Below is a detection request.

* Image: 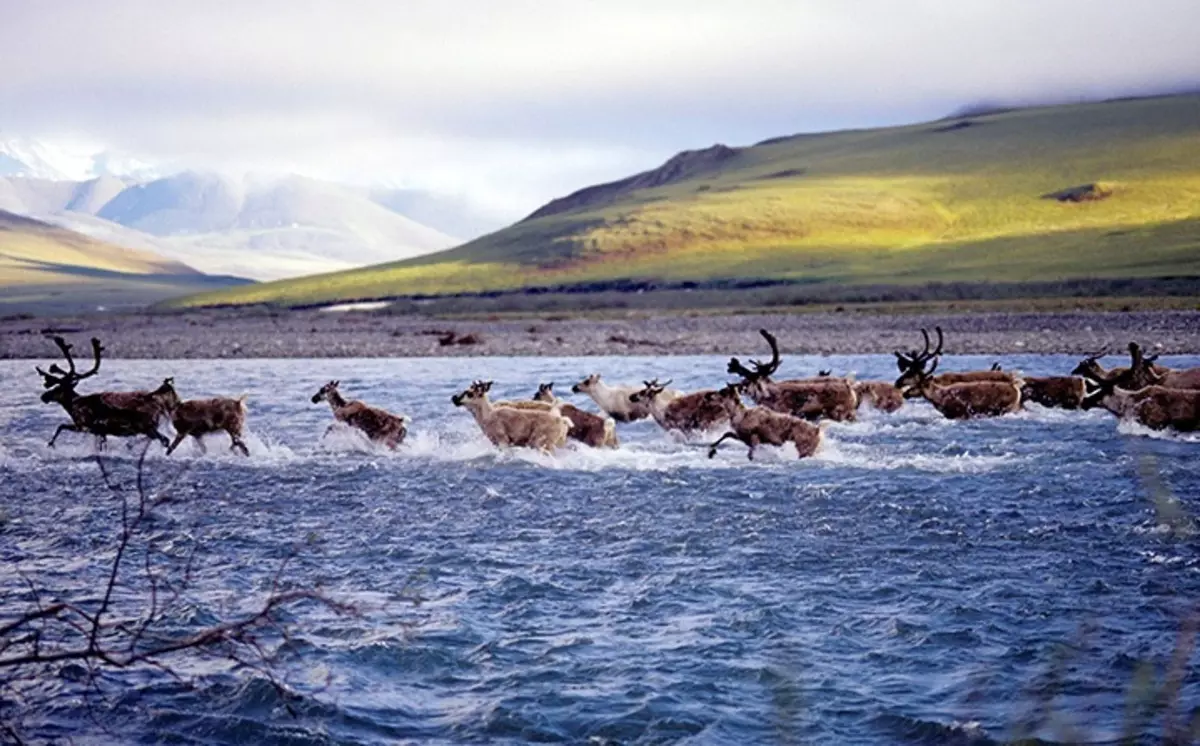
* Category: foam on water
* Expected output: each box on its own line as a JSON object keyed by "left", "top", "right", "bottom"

{"left": 1117, "top": 419, "right": 1200, "bottom": 442}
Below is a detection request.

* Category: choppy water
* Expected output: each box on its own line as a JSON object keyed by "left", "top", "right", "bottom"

{"left": 2, "top": 354, "right": 1199, "bottom": 745}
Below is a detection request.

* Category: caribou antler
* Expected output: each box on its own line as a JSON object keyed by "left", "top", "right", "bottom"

{"left": 729, "top": 330, "right": 782, "bottom": 381}
{"left": 1128, "top": 342, "right": 1145, "bottom": 368}
{"left": 36, "top": 336, "right": 104, "bottom": 390}
{"left": 727, "top": 357, "right": 757, "bottom": 379}
{"left": 747, "top": 329, "right": 782, "bottom": 378}
{"left": 896, "top": 327, "right": 944, "bottom": 374}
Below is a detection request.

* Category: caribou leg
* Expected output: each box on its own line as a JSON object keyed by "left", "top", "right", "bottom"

{"left": 165, "top": 432, "right": 188, "bottom": 456}
{"left": 229, "top": 434, "right": 250, "bottom": 457}
{"left": 746, "top": 434, "right": 761, "bottom": 461}
{"left": 48, "top": 423, "right": 82, "bottom": 447}
{"left": 707, "top": 431, "right": 744, "bottom": 458}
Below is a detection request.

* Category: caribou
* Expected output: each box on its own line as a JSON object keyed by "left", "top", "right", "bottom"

{"left": 904, "top": 358, "right": 1023, "bottom": 419}
{"left": 1020, "top": 376, "right": 1088, "bottom": 410}
{"left": 571, "top": 373, "right": 680, "bottom": 423}
{"left": 705, "top": 384, "right": 823, "bottom": 461}
{"left": 1110, "top": 343, "right": 1200, "bottom": 391}
{"left": 727, "top": 330, "right": 858, "bottom": 422}
{"left": 453, "top": 380, "right": 570, "bottom": 452}
{"left": 629, "top": 378, "right": 729, "bottom": 435}
{"left": 894, "top": 327, "right": 1017, "bottom": 396}
{"left": 166, "top": 396, "right": 251, "bottom": 456}
{"left": 311, "top": 380, "right": 407, "bottom": 448}
{"left": 36, "top": 336, "right": 176, "bottom": 449}
{"left": 532, "top": 382, "right": 618, "bottom": 448}
{"left": 1084, "top": 377, "right": 1200, "bottom": 431}
{"left": 1070, "top": 345, "right": 1168, "bottom": 387}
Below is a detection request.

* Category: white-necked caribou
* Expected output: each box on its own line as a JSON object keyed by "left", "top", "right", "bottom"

{"left": 571, "top": 373, "right": 680, "bottom": 423}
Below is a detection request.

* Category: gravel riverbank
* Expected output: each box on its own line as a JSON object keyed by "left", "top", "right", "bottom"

{"left": 2, "top": 308, "right": 1199, "bottom": 359}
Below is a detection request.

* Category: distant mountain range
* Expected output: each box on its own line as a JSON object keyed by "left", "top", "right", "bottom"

{"left": 0, "top": 138, "right": 503, "bottom": 285}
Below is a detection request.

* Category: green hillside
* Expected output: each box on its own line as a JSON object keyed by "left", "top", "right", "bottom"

{"left": 0, "top": 211, "right": 248, "bottom": 314}
{"left": 171, "top": 94, "right": 1200, "bottom": 309}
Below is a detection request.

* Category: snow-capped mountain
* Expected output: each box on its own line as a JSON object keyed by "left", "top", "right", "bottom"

{"left": 0, "top": 137, "right": 158, "bottom": 181}
{"left": 0, "top": 135, "right": 508, "bottom": 282}
{"left": 0, "top": 170, "right": 463, "bottom": 281}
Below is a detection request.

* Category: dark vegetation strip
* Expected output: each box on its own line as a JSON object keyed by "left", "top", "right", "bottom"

{"left": 247, "top": 276, "right": 1200, "bottom": 316}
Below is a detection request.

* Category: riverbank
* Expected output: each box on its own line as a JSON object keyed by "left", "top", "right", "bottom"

{"left": 3, "top": 307, "right": 1199, "bottom": 359}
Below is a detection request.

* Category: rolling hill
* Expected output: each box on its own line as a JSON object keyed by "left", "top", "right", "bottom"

{"left": 0, "top": 211, "right": 248, "bottom": 314}
{"left": 168, "top": 93, "right": 1200, "bottom": 310}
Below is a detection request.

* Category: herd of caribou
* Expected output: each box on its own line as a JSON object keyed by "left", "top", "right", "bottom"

{"left": 27, "top": 328, "right": 1200, "bottom": 462}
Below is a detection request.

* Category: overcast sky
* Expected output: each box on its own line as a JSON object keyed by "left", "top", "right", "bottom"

{"left": 2, "top": 0, "right": 1198, "bottom": 221}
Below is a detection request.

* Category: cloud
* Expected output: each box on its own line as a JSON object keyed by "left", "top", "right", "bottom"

{"left": 2, "top": 0, "right": 1198, "bottom": 220}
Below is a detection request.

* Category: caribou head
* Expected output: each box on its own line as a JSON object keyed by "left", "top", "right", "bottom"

{"left": 452, "top": 380, "right": 493, "bottom": 407}
{"left": 572, "top": 374, "right": 601, "bottom": 394}
{"left": 629, "top": 378, "right": 673, "bottom": 403}
{"left": 311, "top": 380, "right": 342, "bottom": 404}
{"left": 36, "top": 336, "right": 104, "bottom": 404}
{"left": 894, "top": 327, "right": 943, "bottom": 394}
{"left": 1070, "top": 347, "right": 1111, "bottom": 381}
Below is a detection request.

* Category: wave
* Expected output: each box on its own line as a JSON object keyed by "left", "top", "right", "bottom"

{"left": 1116, "top": 420, "right": 1200, "bottom": 443}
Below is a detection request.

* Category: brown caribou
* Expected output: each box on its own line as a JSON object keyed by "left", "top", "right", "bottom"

{"left": 532, "top": 382, "right": 619, "bottom": 448}
{"left": 1070, "top": 345, "right": 1171, "bottom": 387}
{"left": 905, "top": 358, "right": 1023, "bottom": 419}
{"left": 1084, "top": 376, "right": 1200, "bottom": 432}
{"left": 571, "top": 373, "right": 680, "bottom": 423}
{"left": 1109, "top": 343, "right": 1200, "bottom": 391}
{"left": 629, "top": 378, "right": 729, "bottom": 435}
{"left": 36, "top": 336, "right": 176, "bottom": 449}
{"left": 452, "top": 381, "right": 570, "bottom": 452}
{"left": 727, "top": 330, "right": 858, "bottom": 422}
{"left": 894, "top": 327, "right": 1017, "bottom": 398}
{"left": 311, "top": 380, "right": 407, "bottom": 448}
{"left": 1020, "top": 376, "right": 1088, "bottom": 410}
{"left": 166, "top": 396, "right": 251, "bottom": 456}
{"left": 704, "top": 384, "right": 823, "bottom": 461}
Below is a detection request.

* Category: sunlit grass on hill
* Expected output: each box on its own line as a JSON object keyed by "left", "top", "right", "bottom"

{"left": 0, "top": 212, "right": 248, "bottom": 314}
{"left": 169, "top": 94, "right": 1200, "bottom": 309}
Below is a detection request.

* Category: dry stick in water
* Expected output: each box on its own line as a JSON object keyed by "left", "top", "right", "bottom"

{"left": 0, "top": 452, "right": 356, "bottom": 742}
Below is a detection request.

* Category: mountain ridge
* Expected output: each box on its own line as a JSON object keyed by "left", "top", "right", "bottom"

{"left": 165, "top": 93, "right": 1200, "bottom": 309}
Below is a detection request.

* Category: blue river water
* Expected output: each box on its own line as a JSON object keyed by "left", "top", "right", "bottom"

{"left": 1, "top": 353, "right": 1199, "bottom": 745}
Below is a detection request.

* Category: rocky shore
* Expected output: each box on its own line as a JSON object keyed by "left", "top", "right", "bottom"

{"left": 2, "top": 308, "right": 1199, "bottom": 359}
